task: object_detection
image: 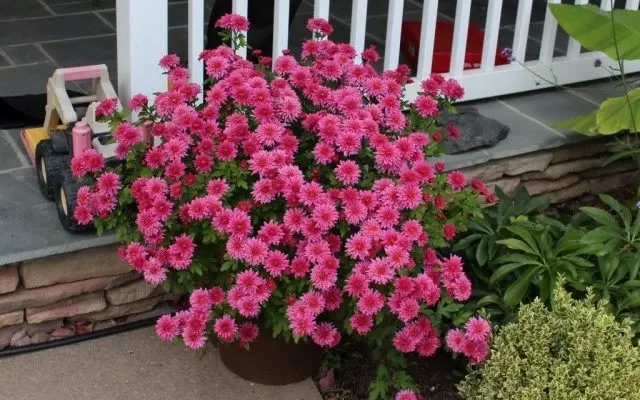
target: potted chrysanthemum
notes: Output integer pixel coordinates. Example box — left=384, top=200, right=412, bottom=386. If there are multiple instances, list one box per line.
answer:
left=72, top=14, right=493, bottom=398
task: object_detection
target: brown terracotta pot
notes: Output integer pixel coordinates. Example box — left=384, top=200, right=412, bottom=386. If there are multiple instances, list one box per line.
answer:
left=218, top=330, right=324, bottom=385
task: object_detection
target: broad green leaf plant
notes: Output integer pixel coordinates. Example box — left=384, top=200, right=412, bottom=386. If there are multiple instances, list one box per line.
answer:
left=549, top=3, right=640, bottom=162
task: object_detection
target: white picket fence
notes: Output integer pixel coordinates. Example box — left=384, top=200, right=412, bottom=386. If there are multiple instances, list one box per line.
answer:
left=115, top=0, right=640, bottom=106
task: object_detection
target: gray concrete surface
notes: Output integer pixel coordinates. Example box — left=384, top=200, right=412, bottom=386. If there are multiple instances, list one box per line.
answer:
left=0, top=327, right=322, bottom=400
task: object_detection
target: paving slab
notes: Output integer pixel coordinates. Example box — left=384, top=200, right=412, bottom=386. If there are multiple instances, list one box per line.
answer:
left=0, top=63, right=56, bottom=96
left=48, top=0, right=116, bottom=14
left=1, top=44, right=49, bottom=66
left=0, top=0, right=52, bottom=21
left=0, top=161, right=116, bottom=267
left=0, top=327, right=322, bottom=400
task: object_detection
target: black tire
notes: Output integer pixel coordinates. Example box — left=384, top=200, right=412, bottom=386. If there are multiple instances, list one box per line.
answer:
left=51, top=130, right=71, bottom=154
left=53, top=170, right=90, bottom=233
left=35, top=140, right=69, bottom=200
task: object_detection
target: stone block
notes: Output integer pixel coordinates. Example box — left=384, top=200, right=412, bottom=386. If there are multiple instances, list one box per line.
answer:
left=502, top=153, right=554, bottom=176
left=125, top=302, right=175, bottom=324
left=523, top=157, right=607, bottom=180
left=580, top=160, right=637, bottom=179
left=0, top=273, right=137, bottom=314
left=0, top=264, right=20, bottom=295
left=0, top=310, right=23, bottom=327
left=547, top=181, right=590, bottom=204
left=0, top=319, right=62, bottom=350
left=523, top=175, right=580, bottom=196
left=485, top=177, right=521, bottom=197
left=460, top=162, right=505, bottom=182
left=20, top=245, right=132, bottom=289
left=588, top=170, right=640, bottom=194
left=26, top=292, right=107, bottom=324
left=72, top=295, right=163, bottom=322
left=106, top=280, right=163, bottom=306
left=551, top=143, right=608, bottom=163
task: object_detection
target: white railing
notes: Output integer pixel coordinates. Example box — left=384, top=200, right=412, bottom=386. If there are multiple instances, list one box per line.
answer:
left=116, top=0, right=640, bottom=106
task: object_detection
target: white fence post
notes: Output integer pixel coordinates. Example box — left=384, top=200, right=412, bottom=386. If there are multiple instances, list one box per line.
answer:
left=416, top=0, right=439, bottom=79
left=481, top=0, right=503, bottom=71
left=512, top=0, right=532, bottom=62
left=273, top=0, right=290, bottom=63
left=539, top=0, right=560, bottom=63
left=600, top=0, right=612, bottom=11
left=314, top=0, right=330, bottom=20
left=232, top=0, right=249, bottom=58
left=450, top=0, right=472, bottom=75
left=626, top=0, right=640, bottom=9
left=116, top=0, right=168, bottom=110
left=383, top=0, right=404, bottom=71
left=188, top=0, right=204, bottom=101
left=350, top=0, right=368, bottom=64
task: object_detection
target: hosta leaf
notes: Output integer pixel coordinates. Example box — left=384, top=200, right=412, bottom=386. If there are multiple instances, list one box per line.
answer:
left=549, top=4, right=640, bottom=60
left=595, top=87, right=640, bottom=134
left=552, top=111, right=598, bottom=135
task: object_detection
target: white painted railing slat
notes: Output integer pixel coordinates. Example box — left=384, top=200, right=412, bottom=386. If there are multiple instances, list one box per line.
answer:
left=350, top=0, right=368, bottom=64
left=116, top=0, right=168, bottom=108
left=416, top=0, right=439, bottom=79
left=481, top=0, right=503, bottom=71
left=512, top=0, right=532, bottom=62
left=314, top=0, right=330, bottom=20
left=383, top=0, right=404, bottom=71
left=566, top=0, right=589, bottom=59
left=232, top=0, right=249, bottom=58
left=600, top=0, right=613, bottom=11
left=539, top=0, right=561, bottom=63
left=188, top=0, right=204, bottom=100
left=273, top=0, right=290, bottom=64
left=625, top=0, right=639, bottom=9
left=450, top=0, right=472, bottom=75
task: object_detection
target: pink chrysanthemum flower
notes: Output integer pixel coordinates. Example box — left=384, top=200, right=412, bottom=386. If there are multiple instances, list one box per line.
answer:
left=465, top=317, right=491, bottom=342
left=155, top=315, right=179, bottom=341
left=447, top=170, right=467, bottom=190
left=395, top=390, right=418, bottom=400
left=312, top=322, right=340, bottom=348
left=357, top=289, right=385, bottom=316
left=214, top=315, right=238, bottom=343
left=334, top=160, right=361, bottom=186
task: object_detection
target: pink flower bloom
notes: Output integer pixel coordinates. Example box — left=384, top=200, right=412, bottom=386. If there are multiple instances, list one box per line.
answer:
left=215, top=13, right=249, bottom=31
left=95, top=98, right=118, bottom=118
left=155, top=315, right=179, bottom=341
left=442, top=78, right=465, bottom=100
left=264, top=250, right=289, bottom=277
left=299, top=291, right=326, bottom=316
left=448, top=171, right=467, bottom=190
left=393, top=329, right=416, bottom=353
left=214, top=314, right=238, bottom=343
left=291, top=257, right=310, bottom=277
left=362, top=45, right=381, bottom=64
left=366, top=258, right=394, bottom=284
left=207, top=178, right=229, bottom=198
left=242, top=238, right=269, bottom=266
left=238, top=322, right=259, bottom=345
left=306, top=18, right=333, bottom=36
left=312, top=322, right=340, bottom=348
left=397, top=298, right=420, bottom=322
left=128, top=94, right=148, bottom=111
left=74, top=205, right=93, bottom=225
left=323, top=288, right=343, bottom=311
left=395, top=390, right=418, bottom=400
left=334, top=160, right=361, bottom=186
left=357, top=289, right=385, bottom=316
left=345, top=234, right=372, bottom=261
left=209, top=287, right=225, bottom=306
left=290, top=314, right=317, bottom=337
left=189, top=288, right=213, bottom=311
left=183, top=329, right=206, bottom=349
left=442, top=223, right=457, bottom=241
left=447, top=275, right=472, bottom=301
left=159, top=54, right=180, bottom=70
left=414, top=95, right=439, bottom=118
left=376, top=206, right=400, bottom=229
left=310, top=265, right=338, bottom=290
left=350, top=312, right=373, bottom=335
left=465, top=317, right=491, bottom=343
left=345, top=273, right=368, bottom=297
left=442, top=255, right=464, bottom=280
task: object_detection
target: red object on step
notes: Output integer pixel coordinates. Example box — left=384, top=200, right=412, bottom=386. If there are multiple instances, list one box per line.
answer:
left=400, top=21, right=510, bottom=73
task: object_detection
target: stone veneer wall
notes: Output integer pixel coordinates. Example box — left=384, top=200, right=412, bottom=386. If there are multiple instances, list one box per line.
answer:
left=0, top=246, right=173, bottom=349
left=459, top=139, right=639, bottom=202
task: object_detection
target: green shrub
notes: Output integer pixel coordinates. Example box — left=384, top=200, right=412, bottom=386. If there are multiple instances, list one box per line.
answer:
left=458, top=284, right=640, bottom=400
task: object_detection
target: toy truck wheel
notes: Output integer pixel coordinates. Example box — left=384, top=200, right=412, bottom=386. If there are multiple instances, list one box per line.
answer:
left=35, top=140, right=69, bottom=200
left=53, top=171, right=89, bottom=233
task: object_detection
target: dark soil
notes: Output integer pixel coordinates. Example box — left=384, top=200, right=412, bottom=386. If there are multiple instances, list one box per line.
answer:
left=548, top=185, right=637, bottom=217
left=317, top=344, right=464, bottom=400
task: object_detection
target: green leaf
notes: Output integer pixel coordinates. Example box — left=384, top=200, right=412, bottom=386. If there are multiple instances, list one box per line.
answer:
left=549, top=4, right=640, bottom=60
left=604, top=148, right=639, bottom=166
left=477, top=294, right=504, bottom=307
left=504, top=267, right=541, bottom=308
left=552, top=110, right=598, bottom=135
left=580, top=206, right=619, bottom=229
left=468, top=220, right=493, bottom=235
left=496, top=238, right=538, bottom=255
left=622, top=280, right=640, bottom=289
left=452, top=233, right=482, bottom=252
left=594, top=87, right=640, bottom=135
left=581, top=226, right=619, bottom=246
left=476, top=236, right=489, bottom=266
left=524, top=196, right=550, bottom=215
left=600, top=194, right=632, bottom=229
left=621, top=292, right=640, bottom=309
left=490, top=263, right=528, bottom=285
left=505, top=226, right=540, bottom=253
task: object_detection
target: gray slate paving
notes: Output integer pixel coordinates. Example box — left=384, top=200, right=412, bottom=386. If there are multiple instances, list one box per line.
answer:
left=2, top=44, right=49, bottom=65
left=0, top=0, right=52, bottom=21
left=0, top=327, right=322, bottom=400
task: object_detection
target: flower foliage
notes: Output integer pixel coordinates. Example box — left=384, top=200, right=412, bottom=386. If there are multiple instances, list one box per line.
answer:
left=74, top=15, right=492, bottom=397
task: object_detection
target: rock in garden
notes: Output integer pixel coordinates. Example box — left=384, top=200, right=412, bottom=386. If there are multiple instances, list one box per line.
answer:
left=50, top=327, right=74, bottom=339
left=440, top=107, right=509, bottom=154
left=317, top=369, right=335, bottom=394
left=10, top=329, right=30, bottom=347
left=30, top=331, right=50, bottom=344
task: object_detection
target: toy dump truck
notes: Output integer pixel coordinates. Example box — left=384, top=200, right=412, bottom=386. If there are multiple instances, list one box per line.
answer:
left=21, top=65, right=121, bottom=232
